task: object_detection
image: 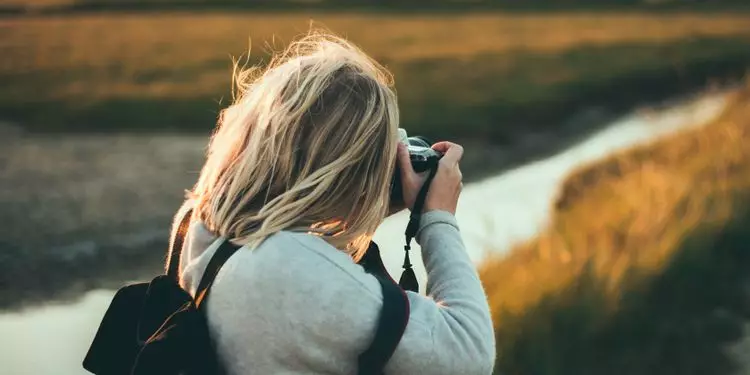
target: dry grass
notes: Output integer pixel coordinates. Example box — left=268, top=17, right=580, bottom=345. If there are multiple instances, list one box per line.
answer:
left=4, top=13, right=750, bottom=100
left=2, top=12, right=750, bottom=134
left=479, top=82, right=750, bottom=374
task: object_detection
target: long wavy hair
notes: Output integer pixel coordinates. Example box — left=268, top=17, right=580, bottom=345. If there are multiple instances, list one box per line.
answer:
left=190, top=30, right=399, bottom=260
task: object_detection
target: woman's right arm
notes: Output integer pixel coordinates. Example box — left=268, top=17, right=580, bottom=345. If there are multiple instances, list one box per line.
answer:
left=386, top=141, right=496, bottom=375
left=400, top=210, right=496, bottom=375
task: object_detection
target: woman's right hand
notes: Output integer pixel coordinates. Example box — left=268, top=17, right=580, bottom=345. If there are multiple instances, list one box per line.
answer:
left=396, top=140, right=464, bottom=215
left=424, top=141, right=464, bottom=215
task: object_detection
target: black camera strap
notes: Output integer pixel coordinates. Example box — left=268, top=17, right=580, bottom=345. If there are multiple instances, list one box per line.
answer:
left=398, top=161, right=440, bottom=293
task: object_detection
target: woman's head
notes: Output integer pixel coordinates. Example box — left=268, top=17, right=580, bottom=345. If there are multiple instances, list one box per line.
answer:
left=192, top=30, right=399, bottom=259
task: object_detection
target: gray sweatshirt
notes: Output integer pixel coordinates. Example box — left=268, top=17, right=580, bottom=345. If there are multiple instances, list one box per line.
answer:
left=177, top=207, right=496, bottom=375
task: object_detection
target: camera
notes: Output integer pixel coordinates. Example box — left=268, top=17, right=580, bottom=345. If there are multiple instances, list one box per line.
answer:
left=390, top=129, right=443, bottom=204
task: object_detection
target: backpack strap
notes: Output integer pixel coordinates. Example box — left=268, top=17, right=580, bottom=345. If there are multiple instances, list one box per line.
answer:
left=357, top=250, right=411, bottom=375
left=358, top=242, right=396, bottom=284
left=166, top=206, right=194, bottom=281
left=164, top=204, right=241, bottom=309
left=194, top=239, right=242, bottom=310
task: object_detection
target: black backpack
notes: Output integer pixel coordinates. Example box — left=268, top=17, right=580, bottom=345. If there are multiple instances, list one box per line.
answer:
left=82, top=209, right=410, bottom=375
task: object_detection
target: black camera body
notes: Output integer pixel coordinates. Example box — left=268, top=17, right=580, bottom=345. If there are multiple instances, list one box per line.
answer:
left=390, top=131, right=443, bottom=204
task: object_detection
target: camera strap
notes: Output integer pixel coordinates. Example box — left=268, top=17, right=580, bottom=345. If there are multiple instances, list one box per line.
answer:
left=398, top=161, right=440, bottom=293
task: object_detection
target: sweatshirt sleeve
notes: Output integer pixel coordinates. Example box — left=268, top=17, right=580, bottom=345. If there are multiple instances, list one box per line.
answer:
left=387, top=210, right=496, bottom=375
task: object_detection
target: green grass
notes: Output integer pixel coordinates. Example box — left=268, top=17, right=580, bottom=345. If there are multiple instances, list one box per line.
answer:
left=479, top=82, right=750, bottom=374
left=3, top=12, right=750, bottom=141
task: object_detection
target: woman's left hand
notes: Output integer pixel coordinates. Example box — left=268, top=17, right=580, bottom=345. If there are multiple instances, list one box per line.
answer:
left=386, top=142, right=428, bottom=217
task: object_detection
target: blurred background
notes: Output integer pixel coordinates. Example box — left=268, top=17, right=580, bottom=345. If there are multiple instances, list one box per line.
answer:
left=2, top=0, right=750, bottom=374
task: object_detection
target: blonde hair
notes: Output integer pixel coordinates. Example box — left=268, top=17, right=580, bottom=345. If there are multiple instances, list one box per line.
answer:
left=190, top=30, right=399, bottom=260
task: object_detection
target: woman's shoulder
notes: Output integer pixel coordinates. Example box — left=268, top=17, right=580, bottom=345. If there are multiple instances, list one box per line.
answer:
left=216, top=231, right=384, bottom=301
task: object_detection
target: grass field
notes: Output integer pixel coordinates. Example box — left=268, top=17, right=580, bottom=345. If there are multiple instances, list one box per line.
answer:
left=3, top=12, right=750, bottom=141
left=479, top=81, right=750, bottom=374
left=2, top=0, right=750, bottom=14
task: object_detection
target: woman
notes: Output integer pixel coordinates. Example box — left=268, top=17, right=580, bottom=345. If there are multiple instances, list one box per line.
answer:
left=173, top=31, right=495, bottom=374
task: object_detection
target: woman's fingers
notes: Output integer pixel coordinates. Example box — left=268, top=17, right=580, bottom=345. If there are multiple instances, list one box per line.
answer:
left=396, top=140, right=464, bottom=213
left=432, top=141, right=464, bottom=165
left=424, top=142, right=464, bottom=215
left=396, top=142, right=424, bottom=209
left=397, top=142, right=416, bottom=178
left=430, top=141, right=454, bottom=153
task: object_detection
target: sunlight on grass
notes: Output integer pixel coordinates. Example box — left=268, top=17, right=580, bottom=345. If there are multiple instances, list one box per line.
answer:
left=3, top=13, right=750, bottom=133
left=479, top=80, right=750, bottom=374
